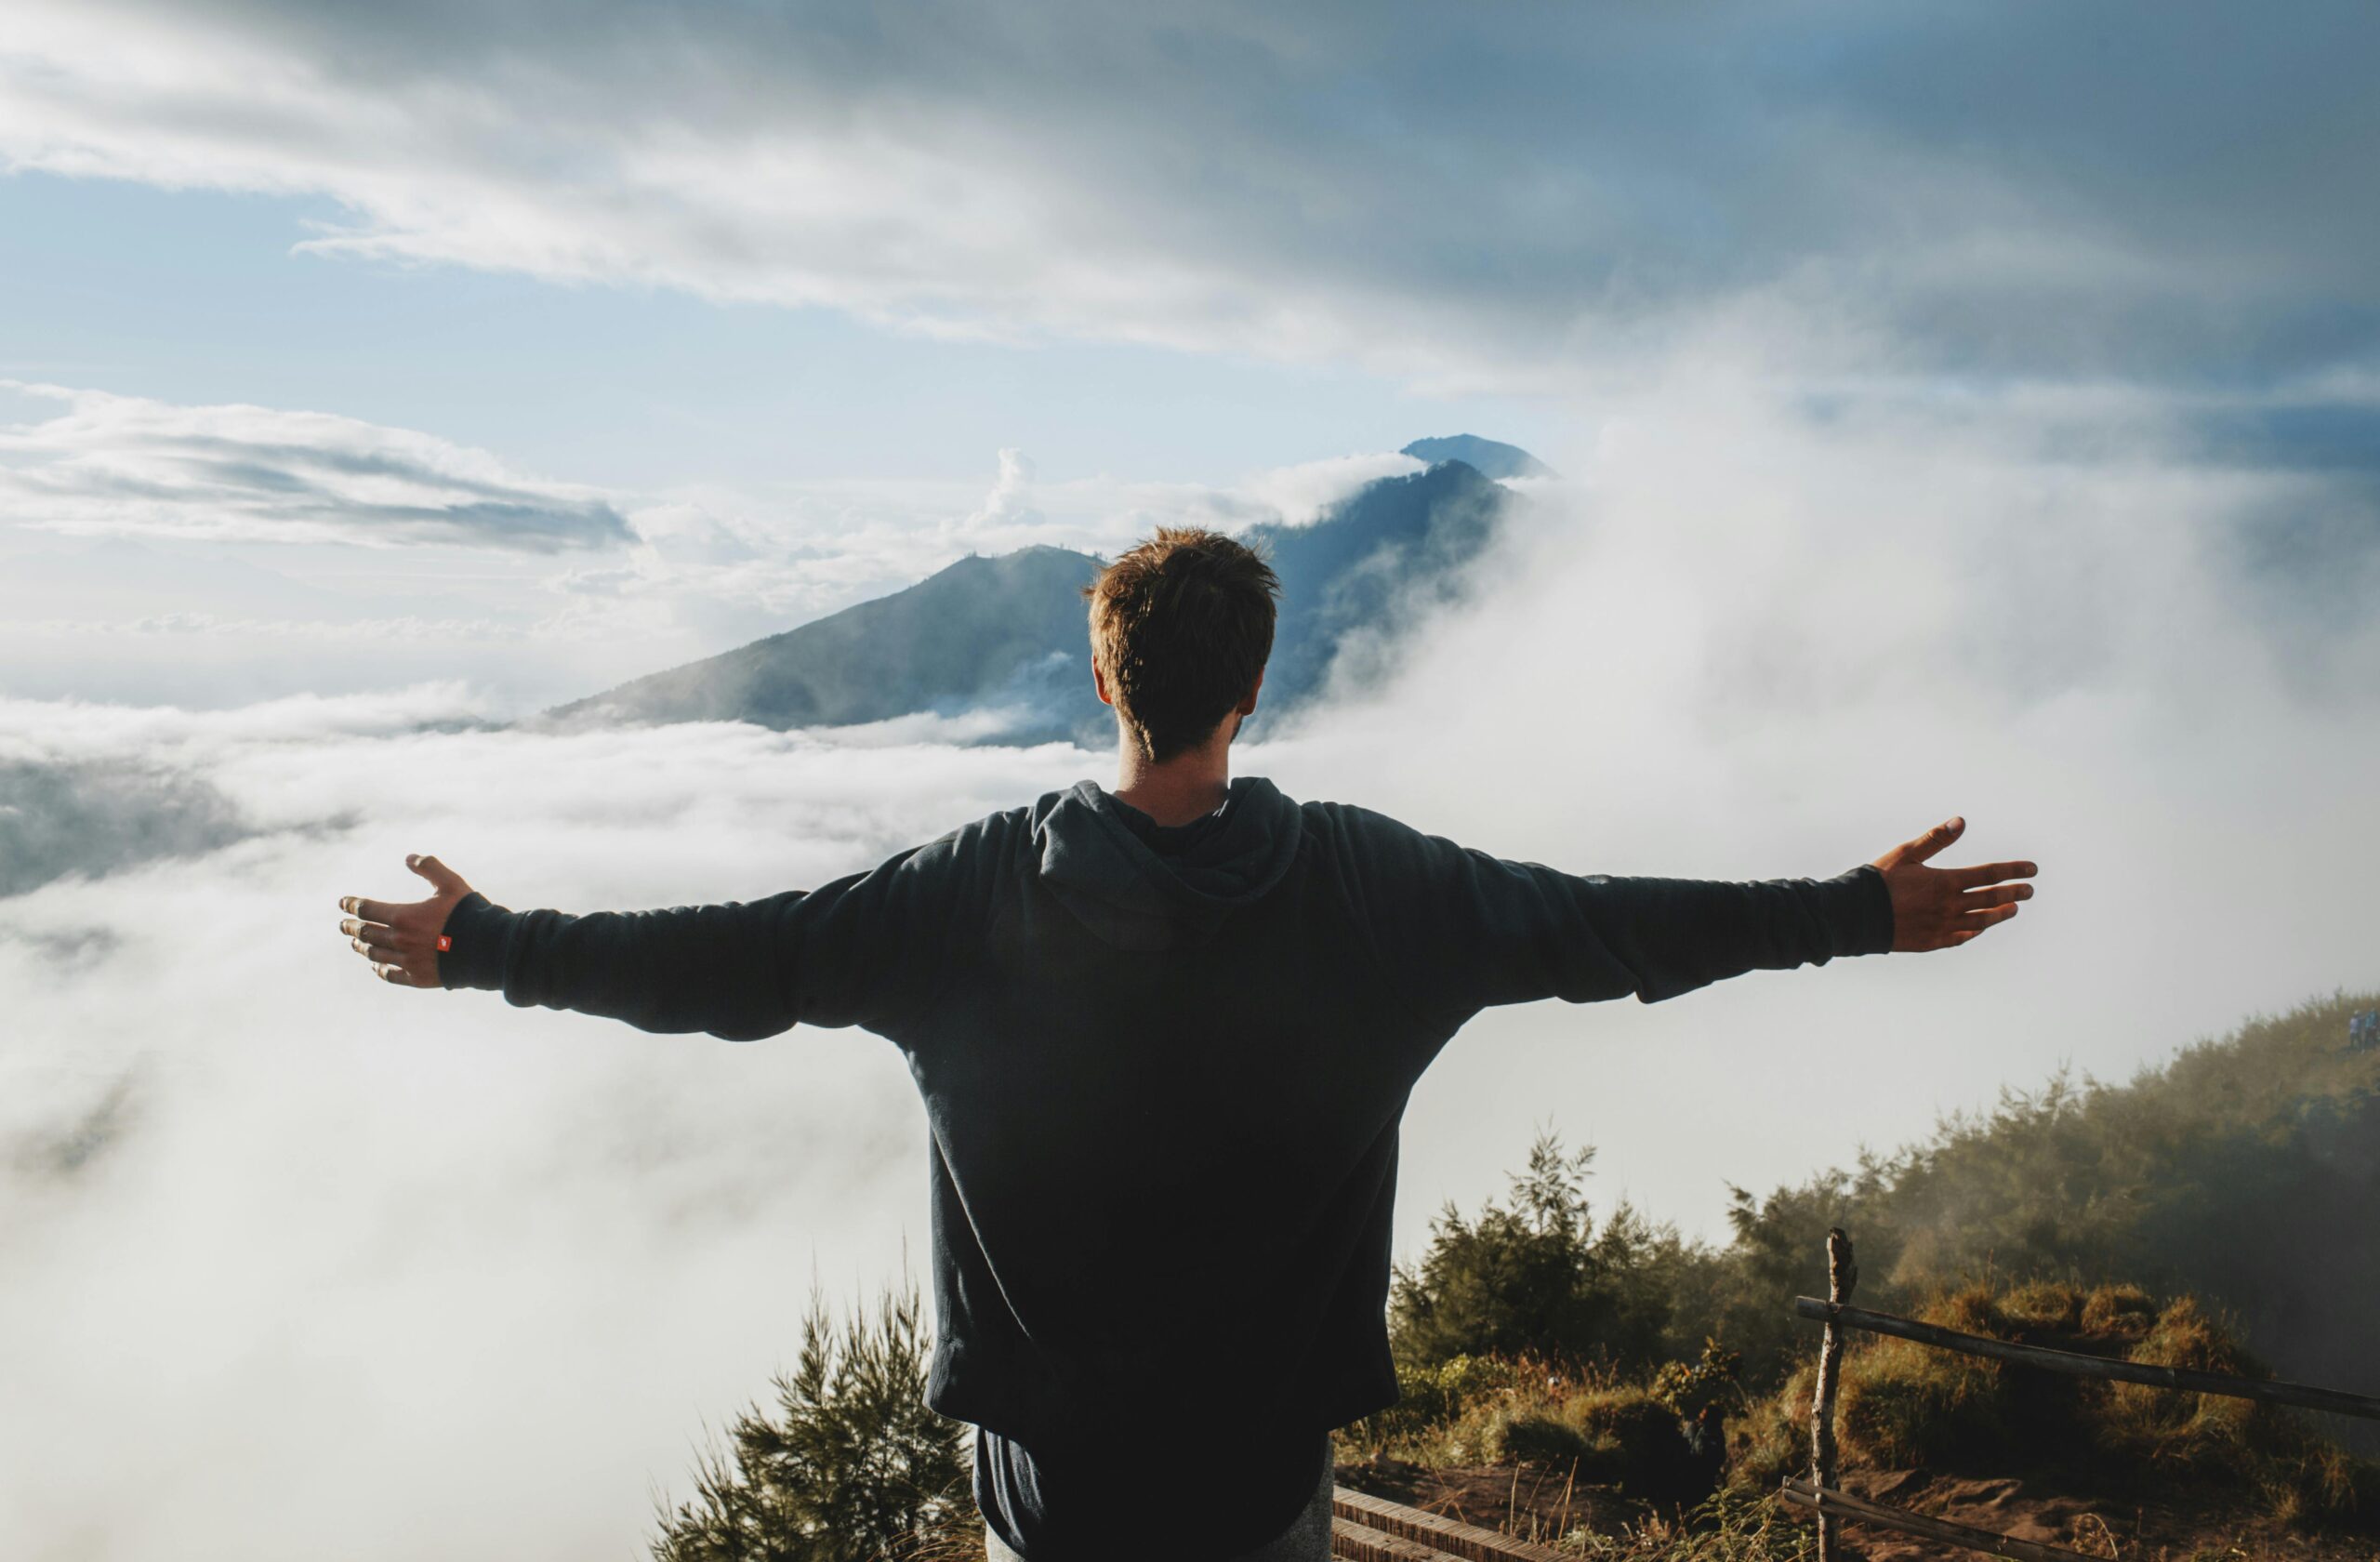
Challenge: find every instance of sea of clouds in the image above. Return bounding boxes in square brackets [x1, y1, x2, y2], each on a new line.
[7, 355, 2379, 1557]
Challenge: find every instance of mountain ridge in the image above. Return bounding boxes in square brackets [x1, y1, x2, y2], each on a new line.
[1399, 434, 1555, 480]
[550, 442, 1539, 743]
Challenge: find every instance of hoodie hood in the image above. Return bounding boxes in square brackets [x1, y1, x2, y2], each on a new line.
[1032, 775, 1304, 950]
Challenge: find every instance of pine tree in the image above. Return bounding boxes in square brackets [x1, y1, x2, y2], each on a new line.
[652, 1280, 972, 1562]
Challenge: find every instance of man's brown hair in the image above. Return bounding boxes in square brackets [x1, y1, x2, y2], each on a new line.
[1083, 526, 1281, 764]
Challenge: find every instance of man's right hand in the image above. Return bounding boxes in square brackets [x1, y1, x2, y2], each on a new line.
[1869, 817, 2037, 953]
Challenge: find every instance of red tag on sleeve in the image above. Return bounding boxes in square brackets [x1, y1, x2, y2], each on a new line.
[436, 935, 453, 952]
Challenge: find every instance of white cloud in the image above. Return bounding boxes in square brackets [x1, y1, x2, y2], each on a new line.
[7, 3, 2375, 390]
[0, 380, 633, 550]
[1257, 362, 2380, 1260]
[0, 682, 501, 749]
[0, 692, 1101, 1559]
[1240, 452, 1425, 528]
[966, 448, 1040, 530]
[24, 611, 529, 641]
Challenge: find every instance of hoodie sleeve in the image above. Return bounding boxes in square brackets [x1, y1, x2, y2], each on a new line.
[432, 813, 1010, 1042]
[1320, 803, 1895, 1024]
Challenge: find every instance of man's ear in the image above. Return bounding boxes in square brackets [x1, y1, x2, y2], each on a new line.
[1236, 667, 1264, 716]
[1092, 661, 1113, 708]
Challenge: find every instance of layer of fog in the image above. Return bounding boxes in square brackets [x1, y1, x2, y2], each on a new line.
[5, 368, 2378, 1559]
[1273, 363, 2380, 1255]
[2, 696, 1092, 1560]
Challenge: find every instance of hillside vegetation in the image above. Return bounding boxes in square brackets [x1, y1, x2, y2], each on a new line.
[1340, 986, 2380, 1552]
[1382, 987, 2380, 1398]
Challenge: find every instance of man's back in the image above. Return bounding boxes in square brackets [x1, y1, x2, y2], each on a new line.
[919, 776, 1414, 1556]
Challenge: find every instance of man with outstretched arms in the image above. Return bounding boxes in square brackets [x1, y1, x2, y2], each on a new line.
[338, 526, 2038, 1562]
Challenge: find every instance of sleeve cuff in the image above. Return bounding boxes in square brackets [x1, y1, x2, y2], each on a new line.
[1822, 864, 1896, 958]
[437, 891, 519, 991]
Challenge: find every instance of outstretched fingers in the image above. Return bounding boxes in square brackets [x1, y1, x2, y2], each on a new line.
[1894, 816, 1966, 865]
[338, 912, 407, 961]
[407, 853, 467, 895]
[334, 854, 469, 994]
[1932, 902, 2023, 950]
[1947, 859, 2039, 890]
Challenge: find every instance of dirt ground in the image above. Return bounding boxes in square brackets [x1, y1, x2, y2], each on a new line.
[1831, 1466, 2380, 1562]
[1332, 1457, 2380, 1559]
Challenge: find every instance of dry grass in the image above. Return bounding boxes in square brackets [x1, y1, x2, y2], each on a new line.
[892, 1529, 988, 1562]
[1339, 1349, 1730, 1506]
[1725, 1277, 2380, 1530]
[1554, 1490, 1816, 1559]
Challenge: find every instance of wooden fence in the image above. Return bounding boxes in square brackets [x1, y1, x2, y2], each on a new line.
[1779, 1227, 2380, 1560]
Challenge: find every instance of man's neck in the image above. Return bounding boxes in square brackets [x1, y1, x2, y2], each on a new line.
[1110, 746, 1232, 827]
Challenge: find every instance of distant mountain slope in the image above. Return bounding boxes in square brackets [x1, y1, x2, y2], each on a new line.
[1242, 457, 1513, 722]
[552, 448, 1536, 743]
[549, 545, 1106, 738]
[1400, 434, 1555, 480]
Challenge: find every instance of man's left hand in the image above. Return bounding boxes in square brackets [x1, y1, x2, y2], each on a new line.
[1868, 817, 2037, 953]
[337, 854, 474, 989]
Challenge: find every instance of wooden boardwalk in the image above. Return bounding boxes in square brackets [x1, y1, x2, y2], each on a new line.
[1329, 1486, 1572, 1562]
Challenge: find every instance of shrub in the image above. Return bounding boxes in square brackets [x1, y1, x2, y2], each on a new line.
[1493, 1409, 1593, 1467]
[2078, 1283, 2156, 1335]
[1341, 1352, 1540, 1455]
[1651, 1341, 1745, 1427]
[1998, 1279, 2083, 1331]
[1390, 1131, 1696, 1374]
[651, 1281, 973, 1562]
[1721, 1367, 1809, 1492]
[1726, 1277, 2380, 1531]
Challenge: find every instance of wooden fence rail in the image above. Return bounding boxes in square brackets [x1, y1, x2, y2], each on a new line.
[1777, 1478, 2094, 1562]
[1329, 1487, 1572, 1562]
[1790, 1295, 2380, 1422]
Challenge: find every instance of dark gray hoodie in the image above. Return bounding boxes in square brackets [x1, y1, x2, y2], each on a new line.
[438, 775, 1893, 1560]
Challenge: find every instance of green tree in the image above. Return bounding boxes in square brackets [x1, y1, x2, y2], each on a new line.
[653, 1281, 972, 1562]
[1389, 1129, 1690, 1370]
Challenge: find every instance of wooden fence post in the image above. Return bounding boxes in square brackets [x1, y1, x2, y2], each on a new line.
[1810, 1228, 1858, 1562]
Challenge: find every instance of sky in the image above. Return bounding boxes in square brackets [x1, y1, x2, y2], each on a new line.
[5, 4, 2380, 1558]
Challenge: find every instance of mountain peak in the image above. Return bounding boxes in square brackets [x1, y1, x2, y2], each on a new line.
[551, 457, 1527, 744]
[1399, 435, 1555, 480]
